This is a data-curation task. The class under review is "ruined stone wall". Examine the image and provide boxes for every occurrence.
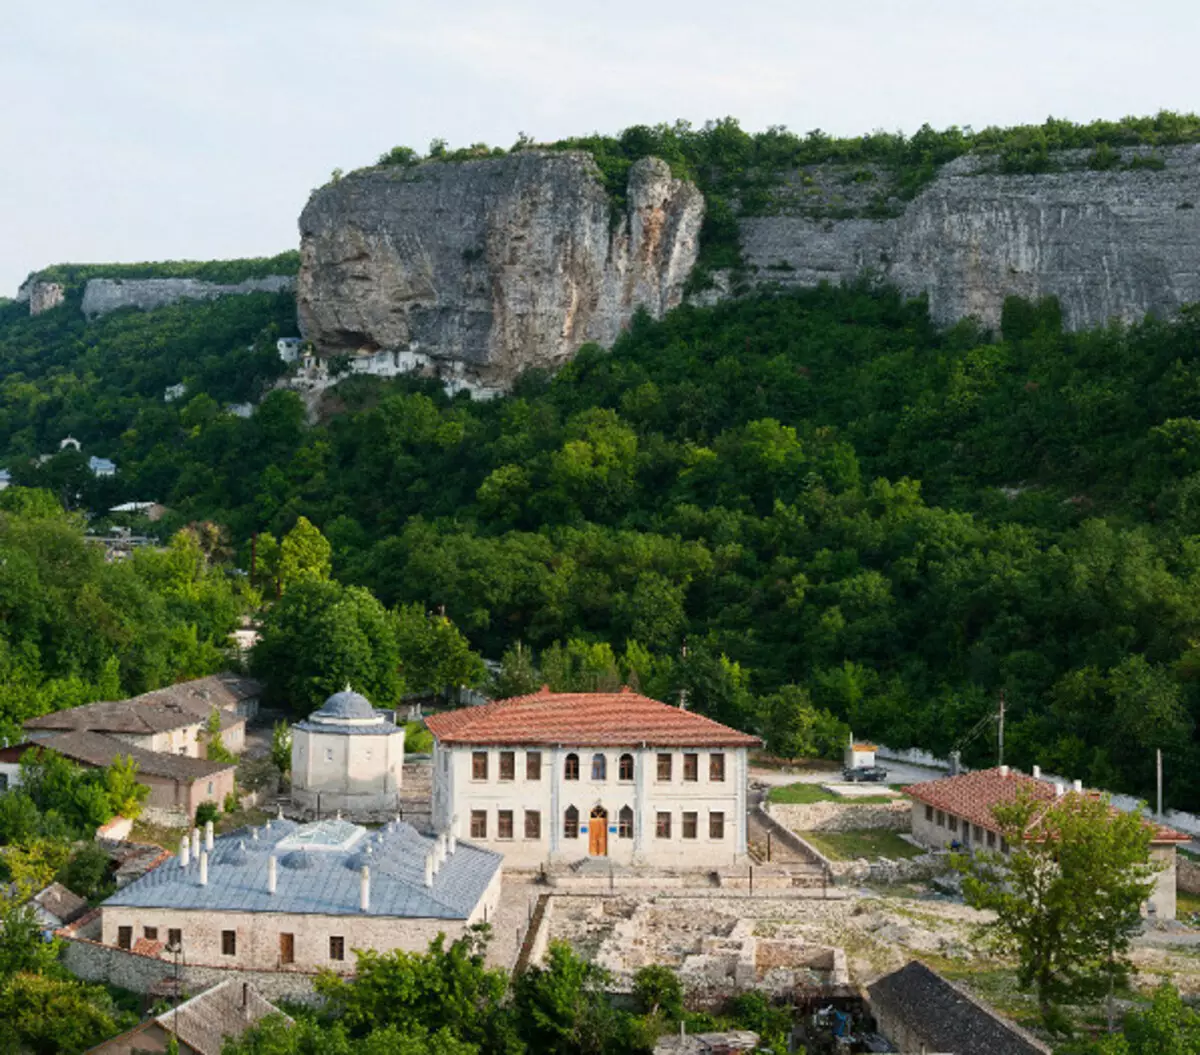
[766,799,910,833]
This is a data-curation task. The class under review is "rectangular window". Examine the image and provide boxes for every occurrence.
[470,810,487,839]
[948,816,958,834]
[709,754,726,782]
[924,805,934,822]
[936,810,945,827]
[117,926,132,950]
[525,810,541,840]
[143,926,158,941]
[207,781,214,795]
[683,754,698,782]
[221,930,237,956]
[656,812,672,838]
[472,752,488,780]
[987,830,996,849]
[280,932,295,965]
[973,825,983,843]
[498,810,514,840]
[526,751,541,780]
[324,748,333,762]
[168,928,182,949]
[330,936,345,961]
[682,811,698,839]
[709,812,725,840]
[657,753,672,782]
[499,751,515,781]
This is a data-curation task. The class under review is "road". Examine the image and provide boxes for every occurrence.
[749,758,946,789]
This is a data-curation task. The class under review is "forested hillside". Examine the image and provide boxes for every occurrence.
[2,272,1198,805]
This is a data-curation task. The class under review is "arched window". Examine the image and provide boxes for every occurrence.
[564,753,579,781]
[618,753,634,781]
[618,805,634,839]
[564,806,579,839]
[591,753,607,781]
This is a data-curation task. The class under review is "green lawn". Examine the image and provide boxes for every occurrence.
[1177,890,1200,917]
[768,782,896,805]
[801,829,925,861]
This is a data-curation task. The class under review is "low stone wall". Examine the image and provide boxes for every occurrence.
[766,800,910,833]
[1179,856,1200,896]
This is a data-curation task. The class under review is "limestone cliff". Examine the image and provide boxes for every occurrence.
[297,151,704,389]
[740,146,1200,329]
[81,275,295,318]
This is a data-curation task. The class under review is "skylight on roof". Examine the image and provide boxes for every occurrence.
[274,818,364,853]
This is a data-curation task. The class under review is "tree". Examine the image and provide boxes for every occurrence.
[393,603,486,697]
[203,708,235,763]
[278,516,332,593]
[631,964,682,1019]
[271,720,292,776]
[492,641,541,699]
[103,755,149,820]
[0,971,128,1055]
[958,790,1158,1019]
[59,842,115,903]
[757,684,848,760]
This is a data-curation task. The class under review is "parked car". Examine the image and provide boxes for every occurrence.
[842,764,889,783]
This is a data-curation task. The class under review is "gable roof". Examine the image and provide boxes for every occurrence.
[157,978,289,1055]
[103,818,501,920]
[32,882,88,925]
[869,960,1051,1055]
[25,674,259,737]
[905,767,1189,844]
[21,730,236,783]
[425,686,761,748]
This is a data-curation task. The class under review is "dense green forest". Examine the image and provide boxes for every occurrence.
[3,270,1200,806]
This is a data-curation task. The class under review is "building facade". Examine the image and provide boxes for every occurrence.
[906,766,1188,919]
[427,687,760,869]
[96,818,501,973]
[291,690,405,816]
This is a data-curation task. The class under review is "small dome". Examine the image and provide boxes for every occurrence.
[316,688,375,721]
[281,850,314,871]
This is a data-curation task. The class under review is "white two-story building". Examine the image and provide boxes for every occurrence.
[426,687,760,869]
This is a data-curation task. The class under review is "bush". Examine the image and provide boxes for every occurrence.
[223,792,240,815]
[195,802,220,828]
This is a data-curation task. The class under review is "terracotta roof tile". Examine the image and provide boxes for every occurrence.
[425,686,761,748]
[905,768,1189,844]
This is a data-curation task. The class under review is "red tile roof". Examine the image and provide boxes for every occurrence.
[425,686,761,748]
[905,768,1189,844]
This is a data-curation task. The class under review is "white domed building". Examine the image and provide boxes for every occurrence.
[291,689,405,816]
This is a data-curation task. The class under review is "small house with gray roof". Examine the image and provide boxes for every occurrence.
[95,816,501,973]
[291,688,405,816]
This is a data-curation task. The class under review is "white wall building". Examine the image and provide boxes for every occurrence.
[291,689,405,816]
[277,337,303,364]
[426,687,760,869]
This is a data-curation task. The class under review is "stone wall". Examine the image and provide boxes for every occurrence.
[740,146,1200,331]
[766,799,910,833]
[80,275,295,318]
[1178,856,1200,896]
[298,151,704,391]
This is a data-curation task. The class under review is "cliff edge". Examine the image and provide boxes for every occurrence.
[297,151,704,390]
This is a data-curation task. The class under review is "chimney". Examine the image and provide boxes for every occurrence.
[179,836,190,868]
[199,850,208,886]
[999,764,1010,777]
[436,833,447,867]
[1073,778,1083,793]
[1055,782,1065,797]
[448,830,457,855]
[251,827,259,841]
[267,855,277,894]
[204,819,214,852]
[1032,765,1042,780]
[424,851,434,888]
[191,827,200,859]
[360,865,370,911]
[265,818,272,832]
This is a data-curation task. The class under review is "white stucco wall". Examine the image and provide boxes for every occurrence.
[292,726,405,814]
[432,742,749,869]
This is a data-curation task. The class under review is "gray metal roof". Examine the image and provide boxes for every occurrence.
[292,717,402,737]
[103,819,500,921]
[316,689,375,720]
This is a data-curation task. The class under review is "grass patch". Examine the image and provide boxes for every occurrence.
[768,782,896,805]
[129,817,185,848]
[801,829,924,861]
[1177,890,1200,917]
[404,719,433,754]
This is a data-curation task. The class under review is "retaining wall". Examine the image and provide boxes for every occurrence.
[766,800,910,833]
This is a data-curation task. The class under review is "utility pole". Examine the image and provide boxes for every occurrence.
[1157,749,1164,817]
[997,690,1005,768]
[678,638,689,710]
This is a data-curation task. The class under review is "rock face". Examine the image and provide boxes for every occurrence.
[15,279,66,315]
[740,146,1200,330]
[297,151,704,389]
[80,275,295,318]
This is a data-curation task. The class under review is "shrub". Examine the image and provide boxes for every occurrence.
[195,802,220,828]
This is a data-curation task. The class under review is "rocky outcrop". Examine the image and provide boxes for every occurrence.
[15,279,66,315]
[80,275,295,318]
[740,146,1200,330]
[297,151,704,389]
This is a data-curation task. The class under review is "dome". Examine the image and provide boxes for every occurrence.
[315,688,376,721]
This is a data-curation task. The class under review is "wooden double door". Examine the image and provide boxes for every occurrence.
[588,805,608,856]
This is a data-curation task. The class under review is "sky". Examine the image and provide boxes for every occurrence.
[2,0,1197,295]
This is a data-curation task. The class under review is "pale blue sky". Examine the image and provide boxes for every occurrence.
[2,0,1197,294]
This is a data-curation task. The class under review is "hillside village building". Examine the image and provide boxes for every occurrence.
[93,818,501,973]
[426,687,760,868]
[905,766,1189,919]
[290,689,406,815]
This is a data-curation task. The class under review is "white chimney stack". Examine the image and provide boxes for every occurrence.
[199,850,208,886]
[191,827,200,859]
[448,830,457,855]
[251,827,259,841]
[424,851,434,888]
[999,764,1010,777]
[204,819,214,852]
[1073,778,1083,793]
[179,836,190,867]
[436,833,447,867]
[360,865,370,911]
[1032,765,1041,780]
[1055,782,1065,797]
[267,855,277,894]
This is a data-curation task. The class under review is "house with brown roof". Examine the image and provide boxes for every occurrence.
[905,765,1189,919]
[24,674,259,759]
[425,686,761,868]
